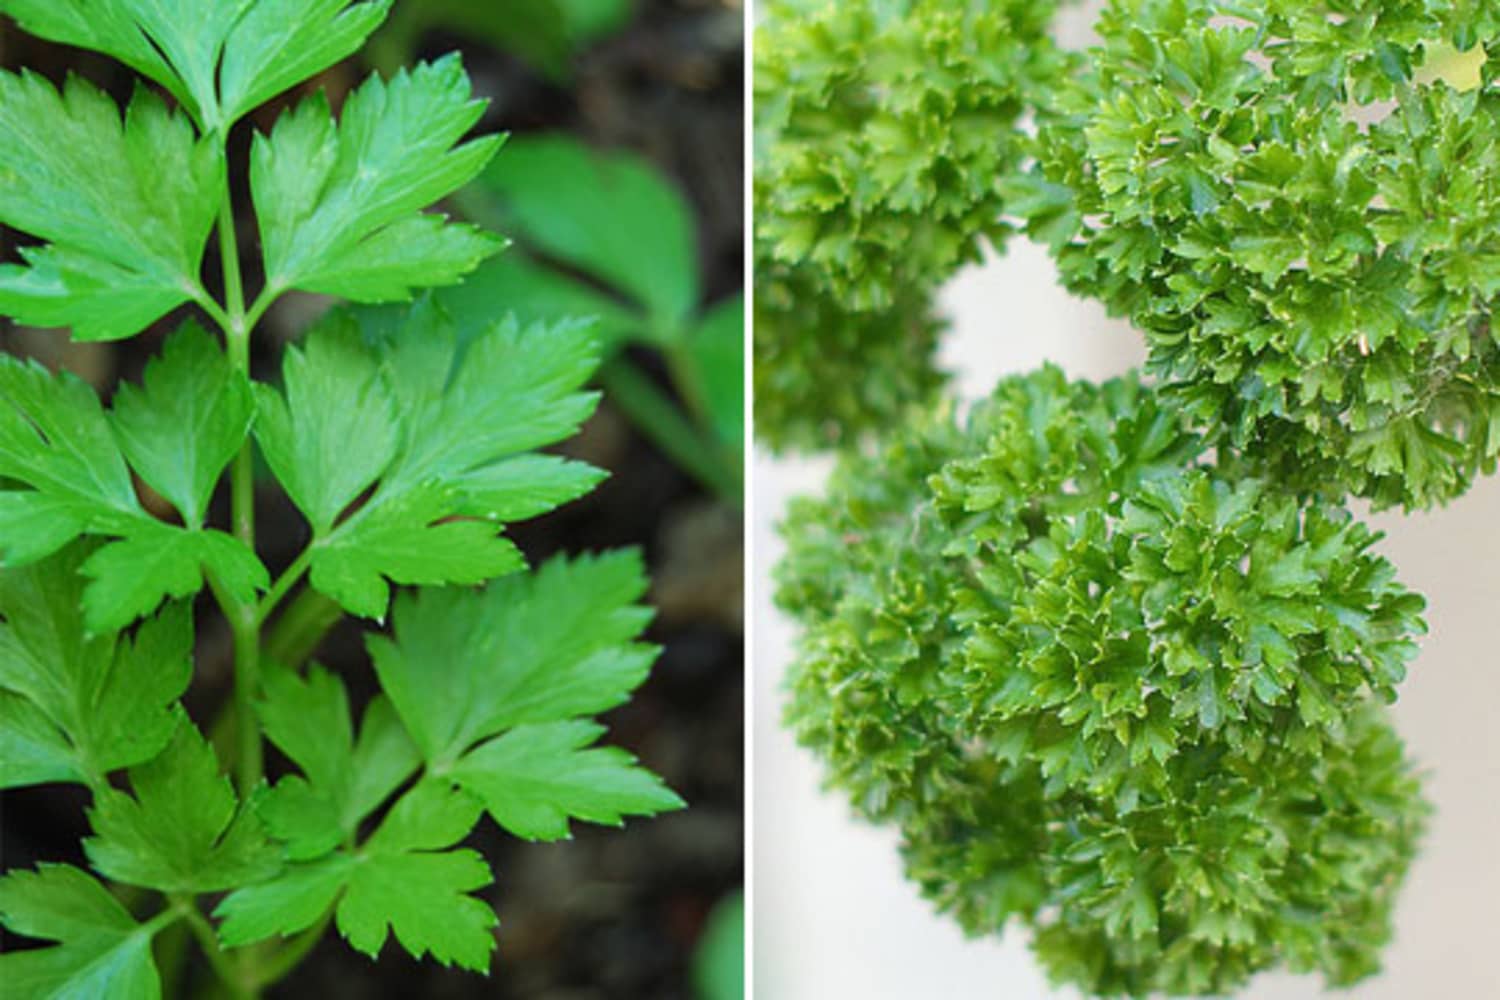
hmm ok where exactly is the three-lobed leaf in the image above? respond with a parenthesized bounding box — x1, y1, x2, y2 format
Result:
(111, 323, 255, 527)
(450, 720, 685, 841)
(255, 665, 420, 860)
(257, 301, 603, 619)
(369, 551, 684, 836)
(85, 720, 279, 894)
(217, 782, 497, 971)
(0, 331, 267, 631)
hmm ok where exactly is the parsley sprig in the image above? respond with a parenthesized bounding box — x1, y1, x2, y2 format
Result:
(0, 4, 683, 996)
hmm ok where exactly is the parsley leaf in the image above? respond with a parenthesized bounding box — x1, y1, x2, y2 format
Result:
(219, 0, 395, 124)
(216, 782, 497, 971)
(0, 0, 202, 118)
(79, 523, 268, 635)
(258, 302, 603, 619)
(0, 343, 268, 631)
(111, 323, 255, 528)
(0, 0, 393, 131)
(253, 320, 399, 536)
(0, 689, 82, 790)
(0, 864, 164, 1000)
(0, 544, 191, 790)
(255, 665, 420, 860)
(369, 551, 684, 835)
(250, 55, 503, 304)
(0, 73, 221, 341)
(85, 719, 279, 893)
(450, 720, 685, 841)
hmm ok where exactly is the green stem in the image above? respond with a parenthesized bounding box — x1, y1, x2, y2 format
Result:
(263, 587, 345, 670)
(213, 159, 263, 795)
(255, 549, 313, 627)
(191, 289, 234, 335)
(172, 896, 256, 1000)
(599, 357, 741, 503)
(243, 284, 281, 338)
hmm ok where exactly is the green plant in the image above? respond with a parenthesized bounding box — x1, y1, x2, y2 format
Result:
(450, 134, 744, 503)
(752, 0, 1071, 448)
(778, 368, 1426, 995)
(762, 0, 1486, 995)
(366, 0, 633, 81)
(1012, 0, 1500, 511)
(0, 4, 682, 997)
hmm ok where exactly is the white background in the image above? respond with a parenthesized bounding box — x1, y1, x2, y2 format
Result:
(751, 236, 1500, 998)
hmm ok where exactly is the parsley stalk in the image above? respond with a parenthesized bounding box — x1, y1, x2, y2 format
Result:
(214, 146, 264, 796)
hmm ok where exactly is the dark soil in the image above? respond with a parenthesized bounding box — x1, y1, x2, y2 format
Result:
(0, 2, 744, 997)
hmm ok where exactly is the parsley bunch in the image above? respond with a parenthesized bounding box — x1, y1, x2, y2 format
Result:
(1013, 0, 1500, 509)
(0, 4, 682, 997)
(762, 3, 1494, 989)
(778, 368, 1428, 995)
(752, 0, 1070, 448)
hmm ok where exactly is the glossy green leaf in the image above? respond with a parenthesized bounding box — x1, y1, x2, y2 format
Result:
(251, 56, 503, 303)
(85, 720, 279, 893)
(0, 865, 163, 1000)
(0, 545, 192, 789)
(0, 72, 220, 341)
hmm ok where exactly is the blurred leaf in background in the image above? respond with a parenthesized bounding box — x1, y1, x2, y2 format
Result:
(693, 890, 744, 1000)
(451, 135, 744, 505)
(368, 0, 634, 79)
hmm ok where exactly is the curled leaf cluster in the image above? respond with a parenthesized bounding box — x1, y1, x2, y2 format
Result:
(752, 0, 1070, 448)
(1015, 0, 1500, 509)
(778, 368, 1429, 996)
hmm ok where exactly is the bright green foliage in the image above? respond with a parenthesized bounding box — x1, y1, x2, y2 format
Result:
(0, 546, 192, 790)
(0, 865, 166, 1000)
(253, 666, 421, 861)
(778, 367, 1428, 995)
(111, 324, 256, 528)
(218, 0, 396, 124)
(1013, 0, 1500, 509)
(370, 551, 685, 836)
(754, 270, 945, 451)
(752, 0, 1069, 447)
(455, 134, 745, 500)
(0, 0, 392, 130)
(0, 74, 220, 341)
(251, 55, 504, 303)
(450, 719, 682, 841)
(85, 721, 279, 894)
(256, 302, 604, 619)
(215, 553, 681, 970)
(0, 336, 267, 632)
(216, 781, 498, 970)
(1, 4, 682, 994)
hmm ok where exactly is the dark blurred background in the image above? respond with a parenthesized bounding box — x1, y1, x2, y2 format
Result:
(0, 2, 744, 997)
